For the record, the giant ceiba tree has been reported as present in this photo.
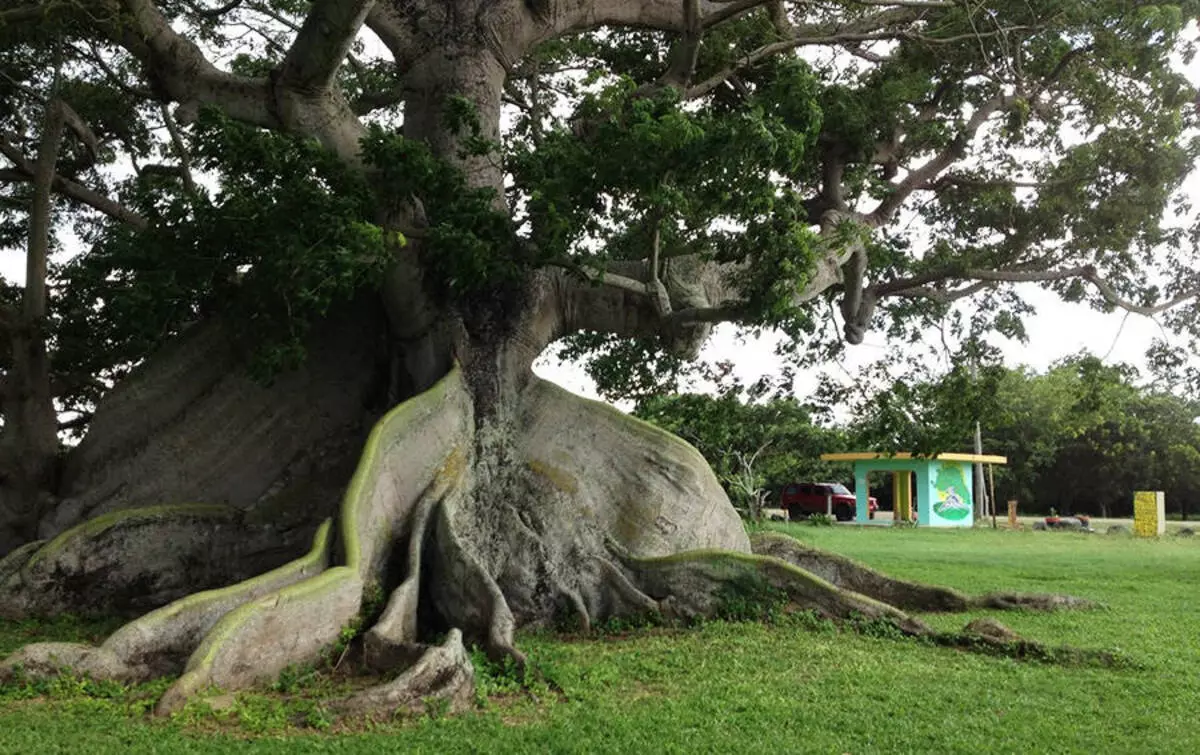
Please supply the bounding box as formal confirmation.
[0,0,1195,716]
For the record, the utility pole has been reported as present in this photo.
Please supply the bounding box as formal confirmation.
[974,418,987,520]
[971,356,988,521]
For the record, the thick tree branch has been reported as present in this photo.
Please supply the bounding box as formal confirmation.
[363,4,417,64]
[108,0,370,160]
[279,0,375,93]
[115,0,277,128]
[661,0,703,87]
[25,102,64,324]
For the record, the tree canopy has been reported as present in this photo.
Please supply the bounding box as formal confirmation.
[1,1,1198,423]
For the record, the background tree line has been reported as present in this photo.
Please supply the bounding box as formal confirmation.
[636,354,1200,520]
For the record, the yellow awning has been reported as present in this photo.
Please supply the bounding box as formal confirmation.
[819,452,1007,465]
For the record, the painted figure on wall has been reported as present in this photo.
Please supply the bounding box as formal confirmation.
[933,465,971,521]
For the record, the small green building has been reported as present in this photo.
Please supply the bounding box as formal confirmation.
[819,452,1007,527]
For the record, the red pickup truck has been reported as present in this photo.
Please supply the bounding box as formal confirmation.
[780,482,877,521]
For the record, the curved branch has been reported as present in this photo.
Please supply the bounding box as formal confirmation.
[115,0,275,126]
[108,0,367,160]
[686,7,922,100]
[159,105,196,194]
[868,94,1010,223]
[185,0,245,18]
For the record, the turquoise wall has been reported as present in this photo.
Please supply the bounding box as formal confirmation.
[851,458,974,527]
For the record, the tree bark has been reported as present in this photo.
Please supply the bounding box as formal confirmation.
[0,99,70,551]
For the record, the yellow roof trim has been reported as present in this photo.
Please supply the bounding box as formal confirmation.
[820,452,1008,465]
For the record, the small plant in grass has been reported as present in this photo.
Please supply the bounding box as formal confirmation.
[781,609,837,633]
[715,573,789,623]
[848,613,908,641]
[596,610,667,636]
[470,646,526,700]
[296,699,334,730]
[808,514,836,527]
[272,662,322,694]
[420,694,452,720]
[2,665,130,703]
[468,644,563,709]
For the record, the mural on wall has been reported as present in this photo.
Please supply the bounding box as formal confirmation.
[933,464,971,521]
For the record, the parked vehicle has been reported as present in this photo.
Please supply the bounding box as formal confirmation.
[780,482,877,522]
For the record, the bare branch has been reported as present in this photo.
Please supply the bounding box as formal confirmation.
[562,263,650,297]
[876,265,1200,317]
[57,101,100,162]
[663,304,748,325]
[79,42,155,100]
[353,85,405,115]
[184,0,245,18]
[115,0,276,128]
[869,94,1010,223]
[160,104,196,194]
[686,7,926,100]
[913,174,1068,192]
[702,0,778,30]
[884,280,992,304]
[0,133,149,230]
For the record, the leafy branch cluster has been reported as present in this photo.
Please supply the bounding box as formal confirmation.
[54,109,392,383]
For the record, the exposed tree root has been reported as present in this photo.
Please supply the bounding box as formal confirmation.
[623,548,932,636]
[363,475,454,670]
[0,539,43,588]
[935,618,1123,668]
[0,519,333,686]
[750,531,1097,613]
[0,368,1113,721]
[2,367,474,718]
[0,504,305,619]
[336,629,476,718]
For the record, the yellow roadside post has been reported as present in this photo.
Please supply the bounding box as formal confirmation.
[1133,491,1166,537]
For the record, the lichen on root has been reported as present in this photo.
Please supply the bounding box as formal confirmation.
[0,366,1109,720]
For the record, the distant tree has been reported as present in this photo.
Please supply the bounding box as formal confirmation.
[635,389,848,513]
[860,353,1200,517]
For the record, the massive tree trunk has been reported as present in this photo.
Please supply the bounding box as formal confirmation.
[0,3,1100,719]
[0,267,1098,717]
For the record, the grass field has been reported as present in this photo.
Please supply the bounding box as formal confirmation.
[2,525,1198,753]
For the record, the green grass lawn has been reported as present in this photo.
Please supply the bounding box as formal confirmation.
[3,525,1198,753]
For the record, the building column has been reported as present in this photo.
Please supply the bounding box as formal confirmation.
[915,466,931,526]
[893,470,912,522]
[855,466,870,523]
